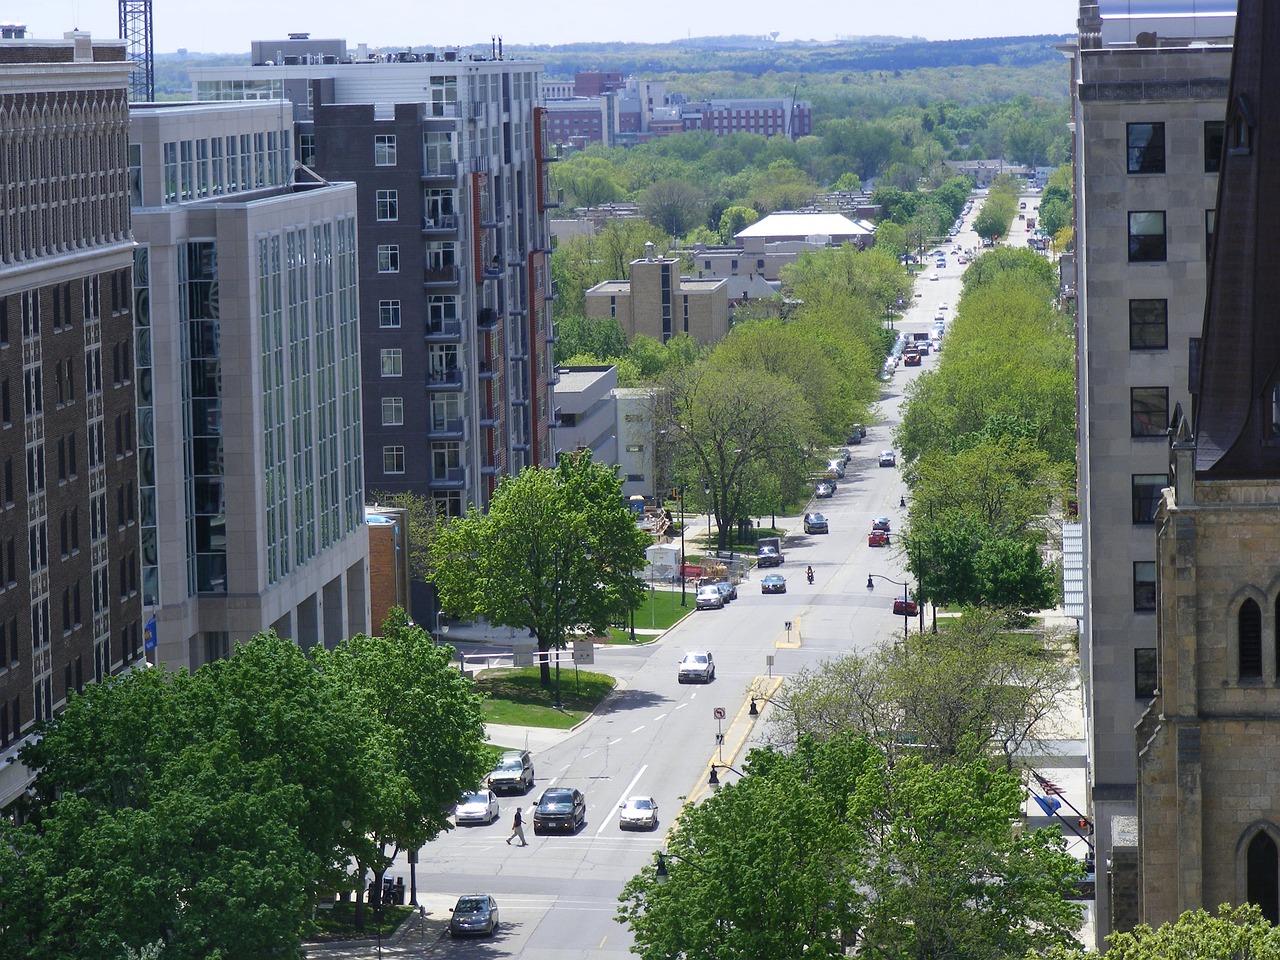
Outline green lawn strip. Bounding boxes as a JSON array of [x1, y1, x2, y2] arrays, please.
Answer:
[[609, 587, 696, 641], [305, 902, 413, 942], [475, 666, 616, 728]]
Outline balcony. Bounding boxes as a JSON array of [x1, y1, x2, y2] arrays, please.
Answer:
[[478, 359, 496, 379], [428, 465, 467, 488], [480, 207, 505, 229], [545, 322, 559, 344], [544, 279, 559, 302], [421, 160, 459, 180], [479, 405, 498, 427], [541, 187, 564, 210], [426, 367, 463, 390], [509, 344, 528, 362], [421, 214, 458, 233], [429, 416, 466, 439], [476, 307, 499, 330], [424, 265, 460, 287], [425, 317, 462, 340]]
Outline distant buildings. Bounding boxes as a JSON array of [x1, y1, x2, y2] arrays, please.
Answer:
[[585, 254, 729, 346], [128, 100, 370, 670], [0, 27, 141, 807], [191, 38, 559, 538]]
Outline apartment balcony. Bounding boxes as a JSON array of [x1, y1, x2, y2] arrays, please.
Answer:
[[509, 344, 528, 362], [429, 416, 466, 439], [421, 213, 458, 233], [424, 265, 461, 288], [425, 317, 463, 341], [478, 359, 497, 379], [479, 405, 498, 427], [544, 279, 559, 302], [480, 207, 505, 229], [540, 187, 564, 210], [428, 465, 468, 488], [476, 307, 499, 330], [421, 160, 459, 180], [545, 322, 559, 344], [426, 367, 463, 390]]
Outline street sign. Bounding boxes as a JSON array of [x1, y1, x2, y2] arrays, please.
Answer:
[[713, 707, 726, 720]]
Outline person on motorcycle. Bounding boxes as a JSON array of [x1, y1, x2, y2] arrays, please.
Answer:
[[806, 566, 814, 584]]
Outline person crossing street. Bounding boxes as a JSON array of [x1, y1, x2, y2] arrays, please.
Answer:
[[507, 806, 527, 846]]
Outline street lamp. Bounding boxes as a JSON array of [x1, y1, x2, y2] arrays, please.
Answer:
[[702, 478, 712, 552], [678, 483, 688, 606], [866, 573, 916, 640], [655, 850, 714, 885], [435, 610, 449, 644], [707, 763, 746, 790]]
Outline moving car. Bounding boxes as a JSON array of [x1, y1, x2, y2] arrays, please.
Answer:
[[868, 529, 890, 547], [618, 796, 659, 830], [804, 512, 829, 534], [455, 789, 501, 826], [872, 516, 891, 532], [757, 545, 784, 568], [678, 651, 716, 683], [878, 450, 897, 467], [695, 584, 725, 610], [814, 482, 834, 499], [903, 351, 921, 367], [761, 573, 787, 594], [450, 895, 500, 938], [533, 787, 586, 833], [487, 749, 535, 794]]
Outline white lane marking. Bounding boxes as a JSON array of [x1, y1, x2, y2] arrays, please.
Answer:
[[653, 713, 668, 721], [630, 725, 646, 734], [675, 702, 688, 710], [598, 764, 649, 835], [608, 738, 624, 746]]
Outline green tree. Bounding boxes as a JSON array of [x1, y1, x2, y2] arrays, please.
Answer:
[[428, 451, 650, 685], [717, 204, 760, 243], [365, 489, 441, 583], [1092, 903, 1280, 960], [314, 609, 490, 926], [553, 314, 629, 364], [641, 178, 705, 236]]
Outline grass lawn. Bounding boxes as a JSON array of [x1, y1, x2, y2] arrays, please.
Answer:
[[475, 666, 615, 728], [608, 587, 695, 642], [306, 901, 413, 942]]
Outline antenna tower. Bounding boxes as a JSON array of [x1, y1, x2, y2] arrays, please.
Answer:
[[119, 0, 155, 103]]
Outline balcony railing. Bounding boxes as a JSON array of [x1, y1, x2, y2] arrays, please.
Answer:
[[426, 367, 463, 389], [425, 318, 463, 339], [430, 416, 465, 436], [422, 160, 458, 179], [422, 213, 458, 231], [429, 465, 467, 487], [424, 265, 460, 287]]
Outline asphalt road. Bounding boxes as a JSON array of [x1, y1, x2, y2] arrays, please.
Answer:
[[375, 203, 1010, 960]]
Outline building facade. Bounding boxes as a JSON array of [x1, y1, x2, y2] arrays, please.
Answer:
[[191, 40, 558, 523], [129, 100, 370, 670], [1068, 0, 1235, 935], [0, 29, 141, 808], [585, 256, 728, 346]]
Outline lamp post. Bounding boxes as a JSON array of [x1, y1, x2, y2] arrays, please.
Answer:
[[679, 483, 688, 606], [866, 573, 914, 641], [435, 610, 449, 645], [702, 478, 712, 552], [707, 763, 746, 791]]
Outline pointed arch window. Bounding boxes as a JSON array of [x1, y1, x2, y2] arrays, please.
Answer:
[[1247, 832, 1279, 925], [1239, 598, 1262, 680]]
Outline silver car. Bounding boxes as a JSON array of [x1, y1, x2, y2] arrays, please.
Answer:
[[678, 651, 716, 683], [695, 584, 724, 610], [618, 796, 659, 830], [450, 894, 500, 937], [454, 789, 500, 825]]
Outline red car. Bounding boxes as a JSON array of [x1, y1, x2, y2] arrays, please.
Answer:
[[868, 529, 890, 547]]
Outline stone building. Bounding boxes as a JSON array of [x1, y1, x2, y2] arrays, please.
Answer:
[[585, 255, 728, 346], [1065, 0, 1235, 933], [1137, 0, 1280, 927]]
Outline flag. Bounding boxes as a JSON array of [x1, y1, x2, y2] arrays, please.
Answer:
[[144, 615, 157, 652], [1034, 794, 1061, 816]]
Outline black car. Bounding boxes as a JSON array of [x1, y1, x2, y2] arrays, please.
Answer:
[[533, 787, 586, 833]]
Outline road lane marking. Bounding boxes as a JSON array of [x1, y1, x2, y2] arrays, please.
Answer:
[[675, 702, 687, 710], [629, 725, 645, 734], [599, 764, 648, 835]]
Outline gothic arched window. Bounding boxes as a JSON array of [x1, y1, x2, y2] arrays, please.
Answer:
[[1239, 598, 1262, 680], [1247, 831, 1279, 924]]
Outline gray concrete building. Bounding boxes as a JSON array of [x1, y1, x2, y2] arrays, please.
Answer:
[[1067, 0, 1235, 935], [129, 100, 370, 670], [0, 28, 141, 808], [191, 38, 558, 528]]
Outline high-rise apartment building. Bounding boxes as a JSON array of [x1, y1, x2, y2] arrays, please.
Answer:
[[1067, 0, 1235, 934], [0, 28, 141, 807], [129, 100, 370, 670], [191, 39, 558, 524]]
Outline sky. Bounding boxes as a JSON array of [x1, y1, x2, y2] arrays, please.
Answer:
[[38, 0, 1079, 55]]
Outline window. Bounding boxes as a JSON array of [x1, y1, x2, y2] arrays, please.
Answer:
[[382, 397, 404, 426], [1204, 120, 1225, 173], [376, 189, 398, 222], [625, 444, 644, 453], [1126, 122, 1165, 173], [374, 134, 397, 166], [378, 300, 401, 329], [1129, 299, 1169, 350], [1128, 211, 1167, 262], [1246, 832, 1280, 925], [1206, 209, 1216, 262], [1131, 387, 1169, 437], [1133, 561, 1156, 612], [1239, 598, 1263, 680], [380, 349, 403, 377], [377, 244, 400, 273], [1132, 474, 1166, 524], [383, 445, 406, 474]]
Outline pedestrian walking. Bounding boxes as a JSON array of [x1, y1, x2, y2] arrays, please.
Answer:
[[507, 806, 527, 846]]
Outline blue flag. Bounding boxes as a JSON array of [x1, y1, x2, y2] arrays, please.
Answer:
[[1034, 794, 1061, 816], [144, 616, 157, 652]]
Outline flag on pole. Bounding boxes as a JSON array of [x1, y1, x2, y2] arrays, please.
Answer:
[[144, 615, 157, 652], [1033, 794, 1061, 816]]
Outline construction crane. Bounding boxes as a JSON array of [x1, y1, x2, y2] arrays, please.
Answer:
[[119, 0, 154, 103]]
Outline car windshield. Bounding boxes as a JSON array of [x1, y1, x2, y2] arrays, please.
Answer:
[[494, 758, 522, 772], [684, 655, 708, 665], [456, 897, 488, 914], [812, 514, 825, 522], [627, 799, 654, 811], [541, 792, 574, 810], [460, 792, 487, 804]]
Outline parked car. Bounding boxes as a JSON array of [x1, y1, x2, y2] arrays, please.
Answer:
[[761, 573, 787, 594], [839, 449, 852, 465], [678, 651, 716, 683], [878, 450, 897, 467], [711, 580, 737, 602], [804, 512, 829, 534], [827, 459, 846, 478], [455, 789, 501, 826], [695, 584, 725, 610], [868, 529, 890, 547], [533, 787, 586, 833], [893, 598, 920, 617], [487, 750, 535, 795], [814, 482, 834, 499], [450, 895, 500, 938], [618, 796, 659, 830], [872, 516, 891, 532]]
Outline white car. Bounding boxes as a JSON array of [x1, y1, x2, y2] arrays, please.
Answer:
[[618, 796, 659, 830], [454, 789, 500, 825], [878, 450, 897, 467], [678, 651, 716, 683], [695, 584, 725, 610]]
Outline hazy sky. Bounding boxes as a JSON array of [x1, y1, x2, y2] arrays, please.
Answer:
[[42, 0, 1078, 54]]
